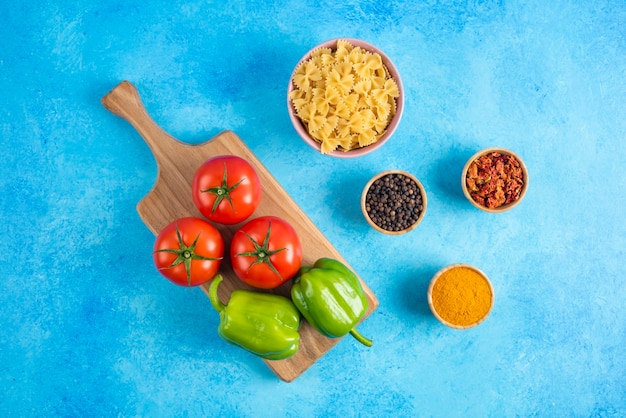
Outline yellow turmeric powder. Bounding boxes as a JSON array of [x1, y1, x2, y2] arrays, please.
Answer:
[[430, 266, 493, 327]]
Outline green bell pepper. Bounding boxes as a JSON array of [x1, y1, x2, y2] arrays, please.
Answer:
[[291, 258, 372, 347], [209, 274, 301, 360]]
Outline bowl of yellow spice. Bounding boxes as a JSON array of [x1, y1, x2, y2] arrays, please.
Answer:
[[427, 264, 494, 329]]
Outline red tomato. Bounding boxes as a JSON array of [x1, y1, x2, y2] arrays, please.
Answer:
[[192, 155, 261, 225], [153, 217, 224, 286], [230, 216, 302, 289]]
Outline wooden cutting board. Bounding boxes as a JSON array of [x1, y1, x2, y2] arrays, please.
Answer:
[[101, 81, 379, 382]]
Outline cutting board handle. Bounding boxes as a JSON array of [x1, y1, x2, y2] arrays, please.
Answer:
[[101, 81, 179, 157]]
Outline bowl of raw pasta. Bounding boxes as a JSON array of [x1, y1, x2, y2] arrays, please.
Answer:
[[287, 38, 404, 158]]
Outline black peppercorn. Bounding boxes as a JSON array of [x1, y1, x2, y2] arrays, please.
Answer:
[[364, 172, 424, 232]]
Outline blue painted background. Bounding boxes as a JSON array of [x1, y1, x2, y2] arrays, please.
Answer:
[[2, 0, 625, 416]]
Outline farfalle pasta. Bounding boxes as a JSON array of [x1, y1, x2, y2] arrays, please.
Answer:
[[289, 40, 400, 154]]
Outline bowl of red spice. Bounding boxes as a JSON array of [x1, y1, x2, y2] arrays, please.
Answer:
[[462, 147, 528, 212], [361, 170, 427, 234], [287, 38, 404, 158], [427, 264, 494, 329]]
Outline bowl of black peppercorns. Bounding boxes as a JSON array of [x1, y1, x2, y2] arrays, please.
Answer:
[[361, 170, 427, 234]]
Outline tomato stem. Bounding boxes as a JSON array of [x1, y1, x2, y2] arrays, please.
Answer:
[[155, 223, 223, 286], [201, 163, 245, 215], [236, 221, 285, 280]]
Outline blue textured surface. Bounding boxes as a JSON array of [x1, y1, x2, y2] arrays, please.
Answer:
[[2, 1, 625, 416]]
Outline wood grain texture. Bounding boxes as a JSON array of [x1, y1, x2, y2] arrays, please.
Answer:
[[101, 81, 379, 382]]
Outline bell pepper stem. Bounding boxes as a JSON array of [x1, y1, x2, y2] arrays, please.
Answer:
[[349, 328, 372, 347], [208, 274, 226, 312]]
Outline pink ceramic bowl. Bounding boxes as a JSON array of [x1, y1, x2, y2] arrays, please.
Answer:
[[287, 38, 404, 158]]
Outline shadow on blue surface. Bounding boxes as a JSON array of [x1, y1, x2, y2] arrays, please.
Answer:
[[396, 264, 441, 321], [328, 169, 372, 230], [431, 142, 478, 205]]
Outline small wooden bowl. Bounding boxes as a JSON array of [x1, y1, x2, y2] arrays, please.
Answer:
[[287, 38, 404, 158], [361, 170, 427, 235], [427, 264, 494, 329], [461, 147, 528, 213]]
